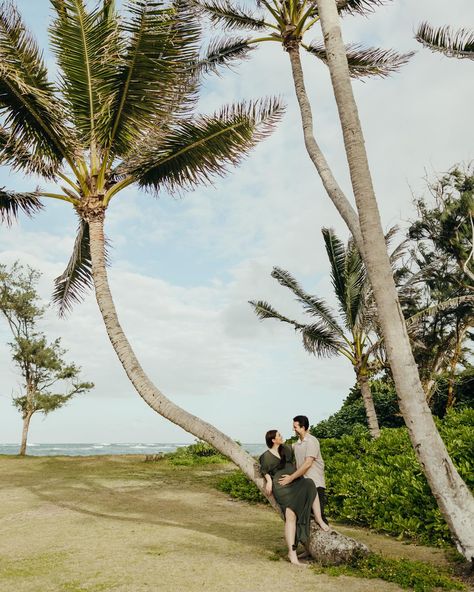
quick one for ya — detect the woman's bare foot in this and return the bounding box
[288,550,307,566]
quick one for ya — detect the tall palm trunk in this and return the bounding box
[286,45,364,252]
[315,0,474,560]
[87,213,275,501]
[19,411,32,456]
[357,373,380,438]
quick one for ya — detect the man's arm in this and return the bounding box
[278,457,313,486]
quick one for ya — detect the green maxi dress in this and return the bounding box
[259,445,317,548]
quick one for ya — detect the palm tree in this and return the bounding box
[193,0,413,252]
[0,0,284,483]
[250,228,382,438]
[416,23,474,60]
[312,0,474,560]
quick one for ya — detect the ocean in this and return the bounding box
[0,442,266,457]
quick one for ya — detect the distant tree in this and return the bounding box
[416,23,474,60]
[250,228,385,439]
[0,263,93,455]
[403,168,474,405]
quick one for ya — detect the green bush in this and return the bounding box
[313,553,466,591]
[166,440,228,466]
[216,471,267,504]
[321,408,474,546]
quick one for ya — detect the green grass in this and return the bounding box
[312,553,466,592]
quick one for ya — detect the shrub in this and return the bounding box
[321,408,474,546]
[216,471,267,504]
[166,440,228,466]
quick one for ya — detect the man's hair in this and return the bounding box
[293,415,309,430]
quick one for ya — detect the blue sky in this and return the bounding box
[0,0,473,445]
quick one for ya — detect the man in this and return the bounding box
[279,415,328,525]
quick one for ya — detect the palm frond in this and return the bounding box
[416,22,474,60]
[52,219,93,316]
[0,188,43,225]
[125,97,284,194]
[322,227,347,313]
[270,266,344,334]
[0,3,73,169]
[49,0,121,147]
[335,0,391,17]
[0,126,56,178]
[306,41,413,78]
[197,37,255,76]
[301,322,343,357]
[249,299,300,326]
[406,295,474,331]
[105,0,201,157]
[343,239,366,329]
[195,0,267,31]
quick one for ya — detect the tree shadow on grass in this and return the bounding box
[6,458,279,551]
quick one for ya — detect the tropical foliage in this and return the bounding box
[250,227,384,437]
[0,0,283,313]
[195,0,413,79]
[401,168,474,403]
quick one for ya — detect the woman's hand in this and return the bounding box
[278,474,293,486]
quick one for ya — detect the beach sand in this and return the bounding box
[0,455,454,592]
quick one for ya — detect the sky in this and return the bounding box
[0,0,473,445]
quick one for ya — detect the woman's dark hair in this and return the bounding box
[264,430,286,470]
[265,429,277,448]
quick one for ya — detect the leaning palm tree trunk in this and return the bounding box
[286,45,364,252]
[357,374,380,439]
[88,214,263,483]
[315,0,474,560]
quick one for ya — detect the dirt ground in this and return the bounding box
[0,455,459,592]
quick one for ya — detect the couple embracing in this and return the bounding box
[259,415,330,565]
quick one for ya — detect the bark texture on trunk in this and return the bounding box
[19,412,32,456]
[286,46,364,253]
[357,373,380,439]
[315,0,474,560]
[88,214,366,561]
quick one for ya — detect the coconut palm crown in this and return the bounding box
[250,227,384,437]
[195,0,414,80]
[0,0,284,313]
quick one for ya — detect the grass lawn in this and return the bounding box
[0,455,465,592]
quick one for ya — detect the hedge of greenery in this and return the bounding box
[217,409,474,547]
[322,408,473,546]
[166,440,228,466]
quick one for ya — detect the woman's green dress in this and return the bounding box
[259,445,316,548]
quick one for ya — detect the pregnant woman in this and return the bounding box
[259,430,329,565]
